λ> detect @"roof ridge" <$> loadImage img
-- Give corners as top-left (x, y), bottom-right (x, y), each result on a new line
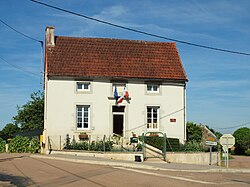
top-left (56, 35), bottom-right (177, 45)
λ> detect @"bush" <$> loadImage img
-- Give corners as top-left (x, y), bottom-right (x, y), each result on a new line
top-left (9, 136), bottom-right (30, 153)
top-left (65, 140), bottom-right (113, 152)
top-left (71, 141), bottom-right (88, 150)
top-left (233, 127), bottom-right (250, 155)
top-left (0, 137), bottom-right (6, 153)
top-left (245, 149), bottom-right (250, 156)
top-left (186, 122), bottom-right (202, 143)
top-left (234, 146), bottom-right (245, 155)
top-left (8, 136), bottom-right (40, 153)
top-left (180, 141), bottom-right (205, 152)
top-left (29, 137), bottom-right (40, 153)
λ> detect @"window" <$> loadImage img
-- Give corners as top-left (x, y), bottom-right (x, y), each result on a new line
top-left (147, 106), bottom-right (159, 130)
top-left (147, 84), bottom-right (159, 93)
top-left (77, 82), bottom-right (90, 92)
top-left (113, 83), bottom-right (126, 96)
top-left (76, 105), bottom-right (90, 129)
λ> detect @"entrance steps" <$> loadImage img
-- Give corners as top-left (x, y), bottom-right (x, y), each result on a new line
top-left (144, 143), bottom-right (166, 162)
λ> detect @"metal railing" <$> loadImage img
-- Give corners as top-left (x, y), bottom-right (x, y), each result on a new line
top-left (47, 134), bottom-right (142, 153)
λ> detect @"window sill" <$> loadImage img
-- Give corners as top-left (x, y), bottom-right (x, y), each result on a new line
top-left (108, 97), bottom-right (131, 100)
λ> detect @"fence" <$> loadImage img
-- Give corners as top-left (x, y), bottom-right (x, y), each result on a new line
top-left (47, 134), bottom-right (142, 153)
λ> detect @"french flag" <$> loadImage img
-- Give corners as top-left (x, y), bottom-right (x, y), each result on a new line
top-left (114, 85), bottom-right (129, 104)
top-left (114, 86), bottom-right (119, 100)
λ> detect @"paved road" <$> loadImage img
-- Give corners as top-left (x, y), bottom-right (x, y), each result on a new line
top-left (229, 155), bottom-right (250, 169)
top-left (0, 154), bottom-right (249, 187)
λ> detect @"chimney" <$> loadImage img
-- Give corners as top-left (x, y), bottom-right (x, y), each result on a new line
top-left (45, 26), bottom-right (55, 46)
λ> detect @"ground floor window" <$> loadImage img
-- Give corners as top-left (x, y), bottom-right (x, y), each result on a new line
top-left (76, 105), bottom-right (90, 129)
top-left (147, 106), bottom-right (160, 130)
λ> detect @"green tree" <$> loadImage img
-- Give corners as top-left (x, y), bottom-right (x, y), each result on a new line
top-left (186, 122), bottom-right (202, 143)
top-left (13, 91), bottom-right (44, 130)
top-left (1, 123), bottom-right (19, 138)
top-left (233, 127), bottom-right (250, 155)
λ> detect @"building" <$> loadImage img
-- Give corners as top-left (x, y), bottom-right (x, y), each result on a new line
top-left (44, 26), bottom-right (188, 150)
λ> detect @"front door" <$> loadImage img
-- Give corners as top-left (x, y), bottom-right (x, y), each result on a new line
top-left (112, 106), bottom-right (125, 136)
top-left (113, 114), bottom-right (124, 136)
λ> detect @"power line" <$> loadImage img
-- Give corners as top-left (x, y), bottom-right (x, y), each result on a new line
top-left (126, 108), bottom-right (184, 132)
top-left (30, 0), bottom-right (250, 56)
top-left (0, 55), bottom-right (39, 77)
top-left (0, 18), bottom-right (44, 86)
top-left (216, 121), bottom-right (250, 130)
top-left (0, 18), bottom-right (43, 45)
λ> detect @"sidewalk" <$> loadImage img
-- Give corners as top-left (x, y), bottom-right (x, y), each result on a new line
top-left (30, 153), bottom-right (250, 173)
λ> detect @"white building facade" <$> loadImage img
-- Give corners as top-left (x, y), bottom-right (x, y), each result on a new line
top-left (44, 27), bottom-right (188, 150)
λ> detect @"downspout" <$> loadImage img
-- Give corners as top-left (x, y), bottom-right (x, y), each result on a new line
top-left (43, 46), bottom-right (48, 154)
top-left (183, 83), bottom-right (187, 142)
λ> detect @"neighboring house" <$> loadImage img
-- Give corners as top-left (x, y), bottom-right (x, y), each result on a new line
top-left (44, 26), bottom-right (188, 150)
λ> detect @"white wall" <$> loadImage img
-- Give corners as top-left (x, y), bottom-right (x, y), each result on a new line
top-left (44, 78), bottom-right (186, 148)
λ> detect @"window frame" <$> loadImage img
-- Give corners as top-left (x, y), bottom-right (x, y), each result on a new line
top-left (76, 105), bottom-right (90, 130)
top-left (146, 106), bottom-right (160, 131)
top-left (146, 84), bottom-right (160, 94)
top-left (112, 83), bottom-right (126, 96)
top-left (76, 82), bottom-right (91, 92)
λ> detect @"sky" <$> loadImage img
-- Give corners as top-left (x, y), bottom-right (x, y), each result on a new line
top-left (0, 0), bottom-right (250, 133)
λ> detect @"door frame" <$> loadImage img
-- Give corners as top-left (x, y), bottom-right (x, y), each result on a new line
top-left (112, 110), bottom-right (126, 137)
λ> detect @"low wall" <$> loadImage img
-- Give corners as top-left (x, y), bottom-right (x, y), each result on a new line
top-left (166, 152), bottom-right (220, 166)
top-left (50, 150), bottom-right (144, 162)
top-left (49, 150), bottom-right (220, 165)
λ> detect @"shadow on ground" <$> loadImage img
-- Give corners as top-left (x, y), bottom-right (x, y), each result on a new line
top-left (0, 172), bottom-right (33, 187)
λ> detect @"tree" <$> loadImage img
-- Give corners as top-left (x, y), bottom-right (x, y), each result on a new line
top-left (13, 91), bottom-right (44, 130)
top-left (186, 122), bottom-right (202, 143)
top-left (1, 123), bottom-right (19, 138)
top-left (233, 127), bottom-right (250, 155)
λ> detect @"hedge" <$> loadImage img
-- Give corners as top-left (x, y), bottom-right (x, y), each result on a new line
top-left (8, 136), bottom-right (40, 153)
top-left (65, 140), bottom-right (113, 152)
top-left (0, 137), bottom-right (6, 152)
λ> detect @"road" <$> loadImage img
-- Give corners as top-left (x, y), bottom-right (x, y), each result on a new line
top-left (0, 154), bottom-right (249, 187)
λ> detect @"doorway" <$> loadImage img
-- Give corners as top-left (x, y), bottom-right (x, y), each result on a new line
top-left (112, 106), bottom-right (125, 136)
top-left (113, 114), bottom-right (124, 136)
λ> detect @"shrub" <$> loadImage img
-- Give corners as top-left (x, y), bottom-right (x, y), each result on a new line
top-left (71, 141), bottom-right (88, 150)
top-left (186, 122), bottom-right (202, 143)
top-left (245, 149), bottom-right (250, 156)
top-left (8, 136), bottom-right (40, 153)
top-left (90, 141), bottom-right (113, 151)
top-left (233, 127), bottom-right (250, 155)
top-left (9, 136), bottom-right (30, 153)
top-left (234, 146), bottom-right (245, 155)
top-left (29, 137), bottom-right (40, 153)
top-left (65, 140), bottom-right (113, 152)
top-left (180, 141), bottom-right (205, 152)
top-left (64, 134), bottom-right (71, 149)
top-left (0, 137), bottom-right (6, 153)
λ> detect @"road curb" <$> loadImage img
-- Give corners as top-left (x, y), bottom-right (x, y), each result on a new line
top-left (30, 154), bottom-right (155, 170)
top-left (30, 154), bottom-right (250, 173)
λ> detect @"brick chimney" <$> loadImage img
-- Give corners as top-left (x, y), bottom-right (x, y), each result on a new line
top-left (45, 26), bottom-right (55, 46)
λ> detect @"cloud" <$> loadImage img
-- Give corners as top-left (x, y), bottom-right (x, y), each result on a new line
top-left (97, 5), bottom-right (127, 18)
top-left (142, 0), bottom-right (246, 24)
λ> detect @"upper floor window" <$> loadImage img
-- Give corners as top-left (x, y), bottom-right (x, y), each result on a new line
top-left (147, 106), bottom-right (160, 130)
top-left (113, 83), bottom-right (126, 96)
top-left (147, 84), bottom-right (159, 93)
top-left (77, 82), bottom-right (90, 92)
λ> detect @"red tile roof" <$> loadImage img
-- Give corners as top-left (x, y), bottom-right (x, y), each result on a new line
top-left (45, 36), bottom-right (187, 81)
